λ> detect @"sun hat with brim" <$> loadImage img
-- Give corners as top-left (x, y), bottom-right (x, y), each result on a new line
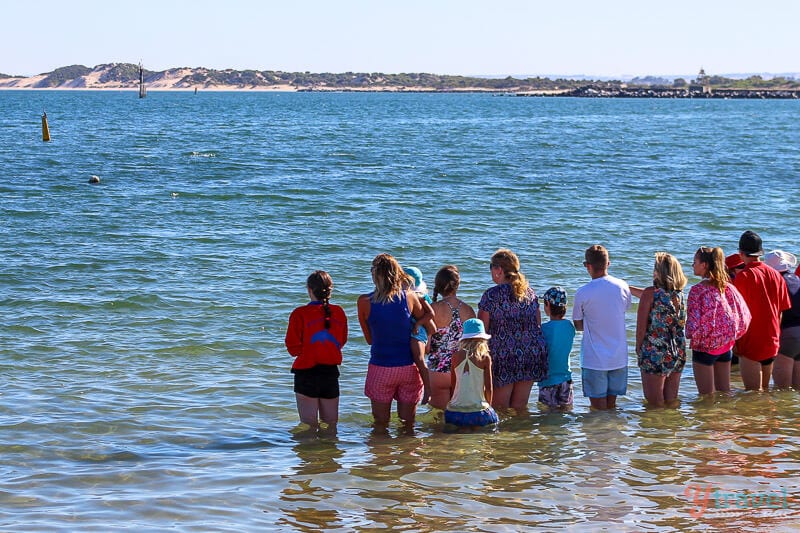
top-left (461, 318), bottom-right (491, 340)
top-left (404, 266), bottom-right (428, 294)
top-left (725, 253), bottom-right (745, 270)
top-left (764, 250), bottom-right (798, 273)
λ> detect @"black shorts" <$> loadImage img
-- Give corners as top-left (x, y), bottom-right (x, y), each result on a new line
top-left (780, 326), bottom-right (800, 360)
top-left (292, 364), bottom-right (340, 399)
top-left (737, 355), bottom-right (777, 366)
top-left (692, 349), bottom-right (733, 366)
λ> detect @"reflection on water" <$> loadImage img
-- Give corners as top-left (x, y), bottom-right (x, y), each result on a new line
top-left (2, 357), bottom-right (799, 530)
top-left (279, 435), bottom-right (347, 531)
top-left (273, 387), bottom-right (800, 531)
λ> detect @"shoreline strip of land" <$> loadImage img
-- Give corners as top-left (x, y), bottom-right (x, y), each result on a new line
top-left (2, 63), bottom-right (798, 99)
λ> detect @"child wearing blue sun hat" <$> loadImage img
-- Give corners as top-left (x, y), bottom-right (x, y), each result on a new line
top-left (404, 266), bottom-right (435, 404)
top-left (538, 286), bottom-right (576, 409)
top-left (444, 318), bottom-right (499, 429)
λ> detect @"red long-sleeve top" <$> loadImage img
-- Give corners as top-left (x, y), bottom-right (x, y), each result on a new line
top-left (285, 302), bottom-right (348, 370)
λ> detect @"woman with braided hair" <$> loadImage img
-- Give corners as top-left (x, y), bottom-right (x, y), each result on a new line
top-left (428, 265), bottom-right (476, 409)
top-left (478, 248), bottom-right (548, 411)
top-left (285, 270), bottom-right (348, 433)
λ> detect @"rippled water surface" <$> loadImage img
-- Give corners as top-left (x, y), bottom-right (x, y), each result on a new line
top-left (1, 91), bottom-right (799, 531)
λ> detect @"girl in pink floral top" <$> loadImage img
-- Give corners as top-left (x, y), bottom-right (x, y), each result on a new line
top-left (686, 247), bottom-right (751, 395)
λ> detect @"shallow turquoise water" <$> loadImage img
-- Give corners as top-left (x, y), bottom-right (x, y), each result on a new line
top-left (1, 90), bottom-right (799, 531)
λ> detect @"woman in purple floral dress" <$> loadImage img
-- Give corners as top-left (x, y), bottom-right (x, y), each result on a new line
top-left (478, 249), bottom-right (547, 411)
top-left (635, 252), bottom-right (687, 408)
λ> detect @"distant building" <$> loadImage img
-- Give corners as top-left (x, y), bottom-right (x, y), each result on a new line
top-left (691, 67), bottom-right (713, 94)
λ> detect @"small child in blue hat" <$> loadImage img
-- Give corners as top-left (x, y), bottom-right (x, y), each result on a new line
top-left (538, 286), bottom-right (576, 409)
top-left (445, 318), bottom-right (498, 429)
top-left (404, 266), bottom-right (434, 405)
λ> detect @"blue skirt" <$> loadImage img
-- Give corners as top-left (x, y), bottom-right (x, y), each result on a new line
top-left (445, 407), bottom-right (499, 427)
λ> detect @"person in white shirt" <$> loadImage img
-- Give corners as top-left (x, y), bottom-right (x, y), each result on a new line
top-left (572, 245), bottom-right (632, 410)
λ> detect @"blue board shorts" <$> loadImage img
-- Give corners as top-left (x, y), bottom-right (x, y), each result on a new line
top-left (581, 367), bottom-right (627, 398)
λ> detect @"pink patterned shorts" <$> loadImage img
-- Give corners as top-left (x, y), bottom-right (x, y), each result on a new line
top-left (364, 363), bottom-right (423, 404)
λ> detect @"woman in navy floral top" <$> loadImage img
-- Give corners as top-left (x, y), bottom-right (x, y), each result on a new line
top-left (478, 249), bottom-right (548, 411)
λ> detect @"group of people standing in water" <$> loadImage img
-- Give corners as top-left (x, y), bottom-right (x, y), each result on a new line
top-left (285, 230), bottom-right (800, 433)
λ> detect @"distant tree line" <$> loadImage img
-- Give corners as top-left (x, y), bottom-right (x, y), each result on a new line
top-left (172, 69), bottom-right (592, 90)
top-left (635, 74), bottom-right (800, 90)
top-left (12, 63), bottom-right (800, 91)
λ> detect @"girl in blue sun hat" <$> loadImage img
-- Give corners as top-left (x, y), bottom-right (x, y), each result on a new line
top-left (444, 318), bottom-right (499, 429)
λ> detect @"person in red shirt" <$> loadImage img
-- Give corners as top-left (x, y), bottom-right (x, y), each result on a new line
top-left (285, 271), bottom-right (348, 433)
top-left (733, 231), bottom-right (791, 391)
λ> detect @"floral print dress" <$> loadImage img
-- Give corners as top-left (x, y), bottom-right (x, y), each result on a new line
top-left (478, 284), bottom-right (548, 387)
top-left (427, 299), bottom-right (464, 373)
top-left (638, 288), bottom-right (687, 375)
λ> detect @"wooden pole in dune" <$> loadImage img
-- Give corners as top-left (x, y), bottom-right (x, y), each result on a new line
top-left (42, 111), bottom-right (51, 142)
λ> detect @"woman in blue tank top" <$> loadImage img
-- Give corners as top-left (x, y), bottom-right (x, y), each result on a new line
top-left (357, 253), bottom-right (433, 428)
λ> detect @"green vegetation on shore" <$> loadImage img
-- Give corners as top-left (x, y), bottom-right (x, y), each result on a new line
top-left (37, 65), bottom-right (92, 87)
top-left (4, 63), bottom-right (799, 91)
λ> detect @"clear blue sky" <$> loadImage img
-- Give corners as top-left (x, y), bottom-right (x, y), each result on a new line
top-left (3, 0), bottom-right (798, 78)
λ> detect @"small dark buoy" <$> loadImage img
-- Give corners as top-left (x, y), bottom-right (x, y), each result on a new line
top-left (88, 175), bottom-right (100, 184)
top-left (42, 111), bottom-right (51, 142)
